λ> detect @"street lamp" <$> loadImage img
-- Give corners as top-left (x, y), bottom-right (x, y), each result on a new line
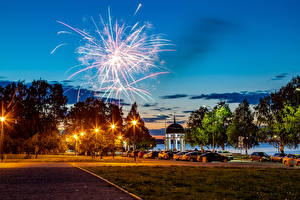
top-left (111, 124), bottom-right (116, 130)
top-left (296, 88), bottom-right (300, 104)
top-left (132, 120), bottom-right (137, 161)
top-left (74, 134), bottom-right (78, 156)
top-left (0, 116), bottom-right (5, 161)
top-left (132, 120), bottom-right (137, 126)
top-left (110, 124), bottom-right (116, 159)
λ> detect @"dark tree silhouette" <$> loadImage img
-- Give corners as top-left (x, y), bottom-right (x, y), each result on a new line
top-left (227, 99), bottom-right (258, 155)
top-left (125, 103), bottom-right (156, 151)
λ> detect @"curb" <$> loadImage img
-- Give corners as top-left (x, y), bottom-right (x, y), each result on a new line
top-left (74, 165), bottom-right (143, 200)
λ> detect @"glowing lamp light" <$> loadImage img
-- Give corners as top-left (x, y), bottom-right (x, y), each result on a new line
top-left (80, 132), bottom-right (85, 136)
top-left (132, 120), bottom-right (137, 126)
top-left (0, 117), bottom-right (5, 122)
top-left (118, 135), bottom-right (123, 140)
top-left (74, 134), bottom-right (78, 139)
top-left (95, 128), bottom-right (99, 133)
top-left (111, 124), bottom-right (116, 130)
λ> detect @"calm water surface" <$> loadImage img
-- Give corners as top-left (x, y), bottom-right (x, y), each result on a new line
top-left (153, 143), bottom-right (300, 155)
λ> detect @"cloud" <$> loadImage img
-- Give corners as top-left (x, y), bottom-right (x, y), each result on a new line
top-left (0, 80), bottom-right (13, 87)
top-left (164, 17), bottom-right (236, 68)
top-left (142, 103), bottom-right (158, 107)
top-left (143, 114), bottom-right (170, 123)
top-left (160, 94), bottom-right (188, 99)
top-left (60, 80), bottom-right (74, 84)
top-left (190, 91), bottom-right (270, 105)
top-left (167, 120), bottom-right (185, 124)
top-left (63, 86), bottom-right (130, 105)
top-left (271, 73), bottom-right (288, 81)
top-left (152, 107), bottom-right (173, 112)
top-left (149, 128), bottom-right (165, 136)
top-left (182, 110), bottom-right (193, 114)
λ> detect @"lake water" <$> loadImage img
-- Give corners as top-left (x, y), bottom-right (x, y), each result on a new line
top-left (152, 143), bottom-right (300, 155)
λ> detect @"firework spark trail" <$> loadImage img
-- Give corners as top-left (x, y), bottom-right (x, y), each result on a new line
top-left (51, 43), bottom-right (67, 54)
top-left (57, 9), bottom-right (171, 105)
top-left (134, 3), bottom-right (142, 16)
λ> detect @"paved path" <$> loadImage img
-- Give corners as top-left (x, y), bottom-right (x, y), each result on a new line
top-left (0, 163), bottom-right (134, 200)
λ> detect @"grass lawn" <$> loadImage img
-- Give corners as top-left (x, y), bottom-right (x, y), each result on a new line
top-left (84, 166), bottom-right (300, 200)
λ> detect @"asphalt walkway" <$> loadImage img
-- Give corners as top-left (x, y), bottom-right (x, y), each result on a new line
top-left (0, 163), bottom-right (134, 200)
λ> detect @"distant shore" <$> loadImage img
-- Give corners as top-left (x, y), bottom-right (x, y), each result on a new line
top-left (153, 143), bottom-right (300, 154)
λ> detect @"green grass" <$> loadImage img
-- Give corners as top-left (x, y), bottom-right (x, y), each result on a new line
top-left (84, 166), bottom-right (300, 200)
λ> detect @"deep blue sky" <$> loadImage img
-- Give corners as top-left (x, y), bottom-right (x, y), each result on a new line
top-left (1, 0), bottom-right (300, 130)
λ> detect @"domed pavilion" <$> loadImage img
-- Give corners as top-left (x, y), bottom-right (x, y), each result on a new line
top-left (165, 116), bottom-right (185, 152)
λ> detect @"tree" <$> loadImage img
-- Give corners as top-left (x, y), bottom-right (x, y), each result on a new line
top-left (185, 127), bottom-right (209, 153)
top-left (125, 103), bottom-right (156, 151)
top-left (227, 99), bottom-right (258, 155)
top-left (108, 103), bottom-right (124, 158)
top-left (255, 76), bottom-right (300, 153)
top-left (0, 80), bottom-right (67, 157)
top-left (65, 97), bottom-right (110, 157)
top-left (213, 102), bottom-right (232, 150)
top-left (201, 102), bottom-right (231, 152)
top-left (256, 103), bottom-right (299, 153)
top-left (22, 80), bottom-right (67, 157)
top-left (185, 106), bottom-right (209, 153)
top-left (187, 106), bottom-right (209, 128)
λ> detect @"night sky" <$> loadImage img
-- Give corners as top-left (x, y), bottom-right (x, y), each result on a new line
top-left (1, 0), bottom-right (300, 132)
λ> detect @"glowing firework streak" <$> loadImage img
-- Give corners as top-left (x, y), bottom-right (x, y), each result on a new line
top-left (51, 43), bottom-right (67, 54)
top-left (57, 9), bottom-right (171, 104)
top-left (134, 3), bottom-right (142, 16)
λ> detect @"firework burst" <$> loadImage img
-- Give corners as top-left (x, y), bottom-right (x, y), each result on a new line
top-left (55, 8), bottom-right (171, 105)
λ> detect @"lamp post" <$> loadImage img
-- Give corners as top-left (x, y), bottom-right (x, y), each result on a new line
top-left (0, 116), bottom-right (5, 161)
top-left (132, 120), bottom-right (137, 161)
top-left (111, 124), bottom-right (116, 159)
top-left (94, 128), bottom-right (99, 157)
top-left (296, 88), bottom-right (300, 105)
top-left (74, 134), bottom-right (78, 156)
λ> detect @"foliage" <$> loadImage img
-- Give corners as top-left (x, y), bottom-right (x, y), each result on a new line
top-left (185, 106), bottom-right (209, 152)
top-left (125, 103), bottom-right (156, 150)
top-left (0, 80), bottom-right (67, 157)
top-left (255, 76), bottom-right (300, 153)
top-left (227, 99), bottom-right (258, 154)
top-left (256, 103), bottom-right (299, 153)
top-left (201, 102), bottom-right (231, 152)
top-left (186, 103), bottom-right (231, 152)
top-left (65, 97), bottom-right (124, 156)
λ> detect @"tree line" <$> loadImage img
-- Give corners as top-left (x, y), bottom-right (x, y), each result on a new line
top-left (186, 76), bottom-right (300, 154)
top-left (0, 80), bottom-right (155, 158)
